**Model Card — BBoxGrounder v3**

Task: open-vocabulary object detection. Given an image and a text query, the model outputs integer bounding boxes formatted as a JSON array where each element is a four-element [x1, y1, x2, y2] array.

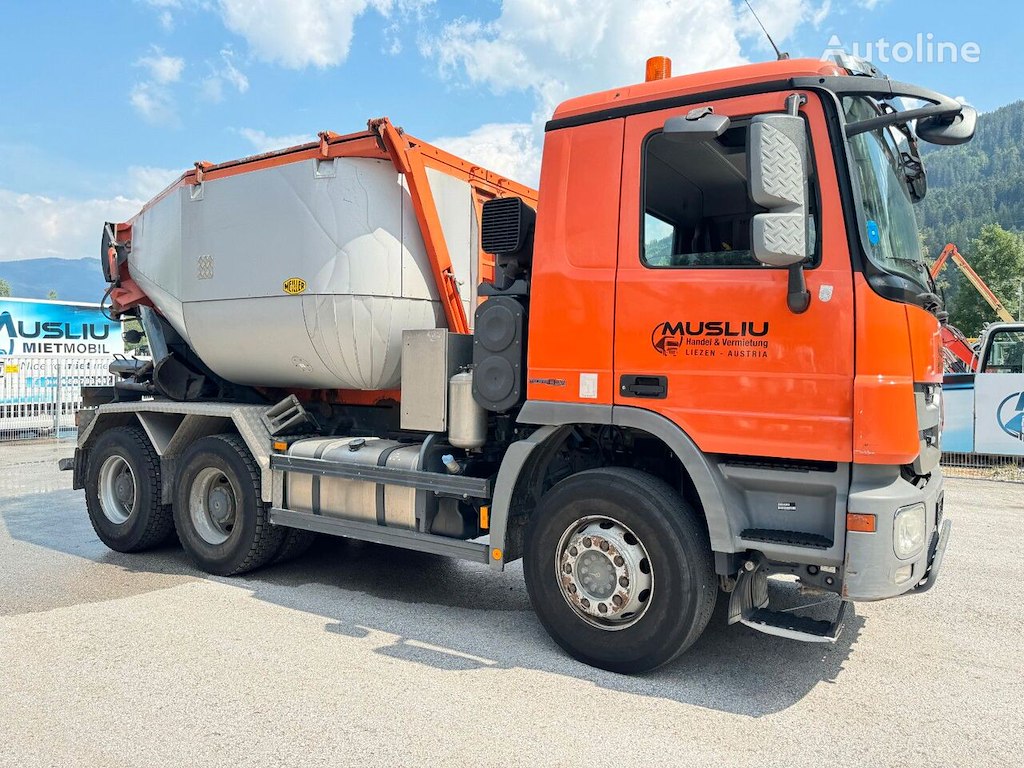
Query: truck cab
[[520, 56, 970, 611]]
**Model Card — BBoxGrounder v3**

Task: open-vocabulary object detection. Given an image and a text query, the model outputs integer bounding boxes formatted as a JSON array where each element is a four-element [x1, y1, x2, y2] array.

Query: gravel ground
[[0, 439, 1021, 767]]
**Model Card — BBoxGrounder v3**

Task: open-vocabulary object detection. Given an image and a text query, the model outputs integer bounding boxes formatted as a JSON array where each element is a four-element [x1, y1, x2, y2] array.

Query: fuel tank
[[284, 436, 438, 529]]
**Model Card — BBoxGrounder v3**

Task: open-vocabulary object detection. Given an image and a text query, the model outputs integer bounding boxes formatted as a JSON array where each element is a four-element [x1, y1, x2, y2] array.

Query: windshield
[[844, 97, 929, 289]]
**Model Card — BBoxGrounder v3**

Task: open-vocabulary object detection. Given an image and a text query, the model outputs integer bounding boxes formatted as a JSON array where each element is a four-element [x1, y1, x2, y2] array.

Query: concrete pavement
[[1, 440, 1021, 767]]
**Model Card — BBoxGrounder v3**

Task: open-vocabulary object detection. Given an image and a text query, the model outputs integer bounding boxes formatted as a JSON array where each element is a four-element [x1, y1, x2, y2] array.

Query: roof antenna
[[744, 0, 789, 61]]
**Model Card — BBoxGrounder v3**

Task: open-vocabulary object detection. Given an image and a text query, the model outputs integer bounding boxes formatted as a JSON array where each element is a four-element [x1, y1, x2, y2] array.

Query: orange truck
[[64, 54, 975, 673]]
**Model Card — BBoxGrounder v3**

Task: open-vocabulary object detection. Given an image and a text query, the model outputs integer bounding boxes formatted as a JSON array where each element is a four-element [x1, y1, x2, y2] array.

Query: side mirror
[[748, 106, 811, 313], [891, 125, 927, 202], [916, 105, 977, 146], [748, 113, 808, 267], [663, 107, 731, 143]]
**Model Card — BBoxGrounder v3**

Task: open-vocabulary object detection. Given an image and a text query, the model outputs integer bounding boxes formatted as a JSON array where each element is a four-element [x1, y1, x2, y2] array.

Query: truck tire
[[85, 425, 176, 552], [523, 467, 716, 673], [272, 529, 318, 564], [173, 434, 284, 576]]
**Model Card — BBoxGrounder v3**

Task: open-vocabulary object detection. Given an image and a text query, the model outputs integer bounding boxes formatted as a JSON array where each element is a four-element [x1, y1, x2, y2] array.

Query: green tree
[[122, 318, 148, 353], [47, 289, 58, 300], [940, 224, 1024, 337], [0, 278, 10, 297]]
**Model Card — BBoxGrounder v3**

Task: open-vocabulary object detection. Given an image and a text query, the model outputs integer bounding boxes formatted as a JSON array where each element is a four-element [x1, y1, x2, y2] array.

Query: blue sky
[[0, 0, 1014, 263]]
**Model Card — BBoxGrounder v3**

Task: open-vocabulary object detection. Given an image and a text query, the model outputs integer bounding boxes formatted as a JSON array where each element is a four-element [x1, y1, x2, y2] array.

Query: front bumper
[[843, 465, 948, 601], [911, 517, 951, 594]]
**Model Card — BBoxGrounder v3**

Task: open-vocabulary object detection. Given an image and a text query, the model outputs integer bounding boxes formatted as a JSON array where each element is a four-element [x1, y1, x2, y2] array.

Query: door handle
[[620, 375, 668, 399]]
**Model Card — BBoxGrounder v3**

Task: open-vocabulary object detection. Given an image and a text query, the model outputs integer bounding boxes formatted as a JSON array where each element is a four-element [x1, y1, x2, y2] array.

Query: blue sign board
[[0, 298, 124, 357]]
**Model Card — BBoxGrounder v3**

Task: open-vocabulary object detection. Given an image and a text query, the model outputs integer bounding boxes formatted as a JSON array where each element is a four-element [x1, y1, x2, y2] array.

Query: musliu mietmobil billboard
[[0, 298, 124, 357]]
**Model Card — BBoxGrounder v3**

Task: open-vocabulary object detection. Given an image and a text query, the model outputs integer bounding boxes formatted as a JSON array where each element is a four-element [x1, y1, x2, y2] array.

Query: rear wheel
[[85, 425, 175, 552], [272, 529, 318, 564], [523, 467, 716, 673], [173, 434, 283, 576]]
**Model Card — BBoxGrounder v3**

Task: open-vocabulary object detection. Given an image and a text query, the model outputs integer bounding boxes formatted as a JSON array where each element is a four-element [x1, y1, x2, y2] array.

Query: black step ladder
[[728, 554, 847, 643]]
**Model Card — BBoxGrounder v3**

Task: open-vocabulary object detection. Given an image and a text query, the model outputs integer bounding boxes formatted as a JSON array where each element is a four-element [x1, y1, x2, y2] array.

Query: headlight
[[894, 503, 927, 559]]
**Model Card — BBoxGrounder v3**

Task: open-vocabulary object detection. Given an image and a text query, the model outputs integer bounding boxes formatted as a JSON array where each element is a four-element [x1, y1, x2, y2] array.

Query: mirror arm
[[785, 93, 809, 314], [785, 92, 806, 117], [787, 263, 811, 314]]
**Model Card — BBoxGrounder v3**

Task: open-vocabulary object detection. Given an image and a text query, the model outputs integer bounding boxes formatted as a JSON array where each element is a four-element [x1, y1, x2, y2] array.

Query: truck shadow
[[287, 540, 864, 718], [3, 490, 863, 717]]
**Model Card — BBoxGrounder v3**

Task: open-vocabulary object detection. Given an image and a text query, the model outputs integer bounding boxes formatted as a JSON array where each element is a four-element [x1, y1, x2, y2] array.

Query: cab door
[[973, 326, 1024, 456], [613, 91, 855, 463]]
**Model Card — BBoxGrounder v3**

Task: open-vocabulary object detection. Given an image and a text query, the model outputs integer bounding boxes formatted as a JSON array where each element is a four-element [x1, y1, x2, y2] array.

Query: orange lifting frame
[[109, 117, 539, 333], [372, 117, 469, 334]]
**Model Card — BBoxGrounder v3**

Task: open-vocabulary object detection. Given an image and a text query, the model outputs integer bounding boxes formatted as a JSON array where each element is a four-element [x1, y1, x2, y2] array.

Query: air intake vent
[[481, 197, 532, 256]]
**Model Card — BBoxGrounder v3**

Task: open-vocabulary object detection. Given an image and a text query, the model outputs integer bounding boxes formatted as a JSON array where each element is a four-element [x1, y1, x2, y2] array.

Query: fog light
[[894, 503, 927, 559], [895, 564, 914, 583]]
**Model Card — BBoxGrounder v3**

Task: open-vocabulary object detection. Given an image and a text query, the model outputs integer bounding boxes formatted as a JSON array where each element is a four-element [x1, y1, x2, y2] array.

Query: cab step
[[728, 552, 848, 644], [740, 528, 833, 548], [741, 602, 847, 643]]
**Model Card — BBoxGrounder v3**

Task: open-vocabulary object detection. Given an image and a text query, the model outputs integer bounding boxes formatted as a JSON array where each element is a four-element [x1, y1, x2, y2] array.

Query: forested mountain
[[0, 257, 105, 304], [916, 100, 1024, 334], [917, 100, 1024, 257]]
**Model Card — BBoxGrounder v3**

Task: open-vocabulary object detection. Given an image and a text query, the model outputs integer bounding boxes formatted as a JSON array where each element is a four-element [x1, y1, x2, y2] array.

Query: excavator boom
[[931, 243, 1016, 324]]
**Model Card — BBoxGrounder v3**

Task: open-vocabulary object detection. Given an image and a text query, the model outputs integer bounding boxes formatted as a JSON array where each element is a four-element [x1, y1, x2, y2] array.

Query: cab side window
[[642, 122, 818, 268], [983, 330, 1024, 374]]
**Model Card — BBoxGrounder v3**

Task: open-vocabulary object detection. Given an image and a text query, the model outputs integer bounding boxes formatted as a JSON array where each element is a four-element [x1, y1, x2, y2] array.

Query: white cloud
[[432, 122, 541, 186], [737, 0, 832, 53], [237, 128, 314, 153], [423, 0, 833, 186], [426, 0, 753, 117], [0, 190, 143, 262], [144, 0, 184, 28], [130, 46, 186, 125], [217, 0, 433, 69], [135, 47, 185, 84], [201, 48, 250, 103], [125, 166, 184, 199], [218, 0, 374, 69], [129, 82, 178, 126], [0, 167, 183, 263]]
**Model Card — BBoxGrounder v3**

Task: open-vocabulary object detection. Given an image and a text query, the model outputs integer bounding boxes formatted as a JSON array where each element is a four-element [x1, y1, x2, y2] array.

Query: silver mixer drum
[[126, 157, 480, 390]]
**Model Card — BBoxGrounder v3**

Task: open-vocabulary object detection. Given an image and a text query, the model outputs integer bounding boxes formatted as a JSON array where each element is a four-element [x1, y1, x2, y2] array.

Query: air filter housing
[[481, 197, 535, 290]]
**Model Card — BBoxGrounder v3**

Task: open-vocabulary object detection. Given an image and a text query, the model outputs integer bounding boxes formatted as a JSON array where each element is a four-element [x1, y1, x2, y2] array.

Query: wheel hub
[[557, 518, 654, 629], [208, 486, 235, 524], [114, 474, 134, 504], [97, 455, 136, 525], [189, 468, 237, 545]]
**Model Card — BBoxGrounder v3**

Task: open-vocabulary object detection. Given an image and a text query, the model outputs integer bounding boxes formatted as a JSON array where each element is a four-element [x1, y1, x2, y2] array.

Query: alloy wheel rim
[[554, 515, 654, 631]]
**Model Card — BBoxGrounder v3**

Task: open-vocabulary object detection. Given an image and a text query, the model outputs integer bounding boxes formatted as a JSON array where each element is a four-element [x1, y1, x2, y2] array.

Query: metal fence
[[940, 451, 1024, 481], [0, 356, 115, 442]]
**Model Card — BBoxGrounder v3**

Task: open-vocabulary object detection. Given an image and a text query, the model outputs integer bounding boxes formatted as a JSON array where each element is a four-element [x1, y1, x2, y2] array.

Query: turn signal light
[[273, 441, 288, 452], [846, 513, 877, 533], [645, 56, 672, 82]]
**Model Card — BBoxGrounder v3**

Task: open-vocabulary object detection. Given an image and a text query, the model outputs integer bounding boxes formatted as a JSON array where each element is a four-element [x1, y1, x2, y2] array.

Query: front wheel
[[523, 467, 716, 673]]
